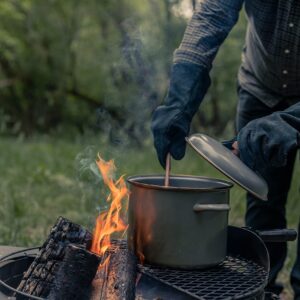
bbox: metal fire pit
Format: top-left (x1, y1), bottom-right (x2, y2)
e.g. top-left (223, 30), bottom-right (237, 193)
top-left (0, 226), bottom-right (274, 300)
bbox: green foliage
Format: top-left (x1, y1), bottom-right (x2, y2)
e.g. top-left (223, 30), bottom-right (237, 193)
top-left (0, 0), bottom-right (179, 137)
top-left (0, 0), bottom-right (246, 139)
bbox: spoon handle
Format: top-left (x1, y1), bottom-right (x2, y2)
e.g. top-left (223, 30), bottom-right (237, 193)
top-left (164, 153), bottom-right (171, 187)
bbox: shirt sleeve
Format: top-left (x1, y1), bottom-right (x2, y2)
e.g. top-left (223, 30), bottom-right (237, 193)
top-left (174, 0), bottom-right (244, 68)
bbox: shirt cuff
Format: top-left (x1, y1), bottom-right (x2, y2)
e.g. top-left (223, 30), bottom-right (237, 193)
top-left (173, 48), bottom-right (211, 69)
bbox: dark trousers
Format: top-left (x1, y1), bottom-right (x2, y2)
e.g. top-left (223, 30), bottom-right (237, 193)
top-left (236, 86), bottom-right (300, 298)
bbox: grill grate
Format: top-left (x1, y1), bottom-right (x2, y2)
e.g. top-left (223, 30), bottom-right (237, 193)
top-left (140, 256), bottom-right (267, 300)
top-left (111, 240), bottom-right (268, 300)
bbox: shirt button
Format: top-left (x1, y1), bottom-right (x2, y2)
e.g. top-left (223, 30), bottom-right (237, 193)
top-left (285, 49), bottom-right (290, 54)
top-left (283, 70), bottom-right (288, 74)
top-left (283, 84), bottom-right (288, 88)
top-left (289, 23), bottom-right (294, 28)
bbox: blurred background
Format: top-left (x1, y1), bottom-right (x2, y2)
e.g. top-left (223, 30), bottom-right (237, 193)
top-left (0, 1), bottom-right (298, 297)
top-left (0, 0), bottom-right (245, 139)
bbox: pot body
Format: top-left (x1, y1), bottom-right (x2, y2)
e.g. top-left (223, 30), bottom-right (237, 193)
top-left (127, 175), bottom-right (233, 269)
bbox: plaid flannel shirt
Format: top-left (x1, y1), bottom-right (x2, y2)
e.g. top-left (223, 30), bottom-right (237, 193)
top-left (174, 0), bottom-right (300, 107)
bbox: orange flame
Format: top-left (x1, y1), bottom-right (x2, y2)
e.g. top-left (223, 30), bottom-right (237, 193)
top-left (90, 155), bottom-right (129, 263)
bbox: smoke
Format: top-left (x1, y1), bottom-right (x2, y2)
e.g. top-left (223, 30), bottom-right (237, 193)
top-left (76, 146), bottom-right (101, 183)
top-left (95, 14), bottom-right (162, 147)
top-left (75, 145), bottom-right (125, 216)
top-left (74, 1), bottom-right (180, 218)
top-left (75, 146), bottom-right (110, 218)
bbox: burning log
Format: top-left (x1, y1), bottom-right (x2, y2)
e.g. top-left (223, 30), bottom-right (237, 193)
top-left (48, 244), bottom-right (101, 300)
top-left (105, 246), bottom-right (137, 300)
top-left (92, 241), bottom-right (137, 300)
top-left (88, 157), bottom-right (137, 299)
top-left (16, 217), bottom-right (92, 298)
top-left (16, 157), bottom-right (134, 299)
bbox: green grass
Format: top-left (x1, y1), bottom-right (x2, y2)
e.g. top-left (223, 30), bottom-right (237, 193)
top-left (0, 135), bottom-right (299, 298)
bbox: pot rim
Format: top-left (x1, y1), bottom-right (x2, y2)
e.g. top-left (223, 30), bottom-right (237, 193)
top-left (126, 174), bottom-right (234, 192)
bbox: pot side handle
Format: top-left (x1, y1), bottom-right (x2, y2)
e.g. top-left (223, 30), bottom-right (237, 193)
top-left (256, 229), bottom-right (297, 242)
top-left (193, 204), bottom-right (230, 212)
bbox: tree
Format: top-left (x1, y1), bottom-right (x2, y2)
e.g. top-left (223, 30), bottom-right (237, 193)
top-left (0, 0), bottom-right (246, 140)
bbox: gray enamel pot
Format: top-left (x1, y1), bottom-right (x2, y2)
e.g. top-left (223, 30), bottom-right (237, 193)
top-left (127, 175), bottom-right (233, 269)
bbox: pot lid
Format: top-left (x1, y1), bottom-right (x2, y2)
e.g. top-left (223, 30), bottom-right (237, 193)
top-left (186, 134), bottom-right (268, 201)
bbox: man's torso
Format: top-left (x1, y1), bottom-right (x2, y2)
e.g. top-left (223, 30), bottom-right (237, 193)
top-left (240, 0), bottom-right (300, 106)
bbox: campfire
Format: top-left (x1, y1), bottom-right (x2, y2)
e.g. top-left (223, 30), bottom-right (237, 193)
top-left (16, 156), bottom-right (137, 300)
top-left (2, 152), bottom-right (296, 300)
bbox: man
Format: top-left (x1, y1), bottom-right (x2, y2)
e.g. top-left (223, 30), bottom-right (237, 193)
top-left (151, 0), bottom-right (300, 298)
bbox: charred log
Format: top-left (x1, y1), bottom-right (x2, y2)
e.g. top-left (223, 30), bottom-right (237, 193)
top-left (48, 244), bottom-right (100, 300)
top-left (16, 217), bottom-right (92, 298)
top-left (92, 241), bottom-right (137, 300)
top-left (106, 247), bottom-right (137, 300)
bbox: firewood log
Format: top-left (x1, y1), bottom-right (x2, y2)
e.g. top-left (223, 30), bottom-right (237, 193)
top-left (16, 217), bottom-right (93, 298)
top-left (91, 241), bottom-right (137, 300)
top-left (48, 244), bottom-right (101, 300)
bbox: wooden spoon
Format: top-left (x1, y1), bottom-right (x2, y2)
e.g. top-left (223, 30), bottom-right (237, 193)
top-left (164, 153), bottom-right (171, 187)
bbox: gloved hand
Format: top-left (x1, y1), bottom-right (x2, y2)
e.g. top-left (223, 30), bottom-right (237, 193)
top-left (151, 62), bottom-right (210, 168)
top-left (238, 105), bottom-right (300, 169)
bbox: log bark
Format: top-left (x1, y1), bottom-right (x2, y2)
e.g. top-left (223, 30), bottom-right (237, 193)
top-left (91, 241), bottom-right (137, 300)
top-left (16, 217), bottom-right (92, 298)
top-left (106, 247), bottom-right (137, 300)
top-left (48, 244), bottom-right (101, 300)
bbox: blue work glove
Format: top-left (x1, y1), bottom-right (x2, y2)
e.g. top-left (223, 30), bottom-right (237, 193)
top-left (151, 62), bottom-right (210, 168)
top-left (238, 103), bottom-right (300, 169)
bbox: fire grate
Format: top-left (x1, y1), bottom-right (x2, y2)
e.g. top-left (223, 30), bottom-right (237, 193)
top-left (110, 240), bottom-right (267, 300)
top-left (140, 256), bottom-right (267, 300)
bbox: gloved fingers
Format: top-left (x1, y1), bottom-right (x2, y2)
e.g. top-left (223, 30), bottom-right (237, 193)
top-left (168, 115), bottom-right (189, 161)
top-left (170, 136), bottom-right (187, 160)
top-left (158, 147), bottom-right (169, 169)
top-left (151, 106), bottom-right (190, 168)
top-left (153, 135), bottom-right (170, 169)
